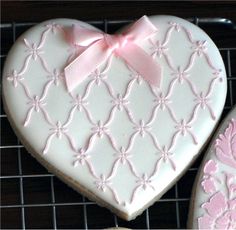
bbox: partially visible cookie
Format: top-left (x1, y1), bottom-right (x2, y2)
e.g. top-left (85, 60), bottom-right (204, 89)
top-left (188, 105), bottom-right (236, 229)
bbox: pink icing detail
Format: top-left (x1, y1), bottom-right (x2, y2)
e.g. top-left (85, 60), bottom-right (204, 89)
top-left (45, 22), bottom-right (62, 34)
top-left (6, 20), bottom-right (223, 206)
top-left (150, 146), bottom-right (176, 178)
top-left (201, 160), bottom-right (218, 194)
top-left (150, 41), bottom-right (168, 59)
top-left (37, 28), bottom-right (50, 49)
top-left (205, 77), bottom-right (218, 97)
top-left (198, 191), bottom-right (236, 229)
top-left (181, 27), bottom-right (195, 44)
top-left (47, 69), bottom-right (64, 86)
top-left (43, 121), bottom-right (70, 154)
top-left (24, 38), bottom-right (44, 61)
top-left (175, 119), bottom-right (198, 145)
top-left (39, 56), bottom-right (52, 74)
top-left (6, 70), bottom-right (24, 87)
top-left (115, 147), bottom-right (132, 165)
top-left (106, 134), bottom-right (119, 152)
top-left (204, 53), bottom-right (218, 71)
top-left (133, 120), bottom-right (151, 137)
top-left (146, 105), bottom-right (160, 125)
top-left (123, 107), bottom-right (137, 125)
top-left (130, 173), bottom-right (155, 203)
top-left (192, 40), bottom-right (207, 57)
top-left (194, 92), bottom-right (216, 120)
top-left (147, 131), bottom-right (162, 151)
top-left (95, 174), bottom-right (111, 192)
top-left (162, 26), bottom-right (175, 46)
top-left (125, 132), bottom-right (139, 153)
top-left (169, 22), bottom-right (181, 31)
top-left (104, 106), bottom-right (117, 125)
top-left (18, 55), bottom-right (32, 76)
top-left (204, 160), bottom-right (218, 174)
top-left (73, 148), bottom-right (90, 166)
top-left (123, 79), bottom-right (136, 99)
top-left (107, 185), bottom-right (121, 204)
top-left (163, 53), bottom-right (176, 71)
top-left (184, 52), bottom-right (197, 72)
top-left (215, 119), bottom-right (236, 168)
top-left (107, 159), bottom-right (121, 180)
top-left (112, 94), bottom-right (129, 111)
top-left (198, 120), bottom-right (236, 229)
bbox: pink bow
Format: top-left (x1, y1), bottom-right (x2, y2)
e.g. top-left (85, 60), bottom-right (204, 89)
top-left (64, 16), bottom-right (162, 92)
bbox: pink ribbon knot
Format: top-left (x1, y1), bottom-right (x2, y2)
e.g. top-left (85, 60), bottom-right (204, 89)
top-left (64, 16), bottom-right (162, 92)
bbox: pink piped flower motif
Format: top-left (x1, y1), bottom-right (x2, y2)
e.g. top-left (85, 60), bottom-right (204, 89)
top-left (73, 148), bottom-right (90, 167)
top-left (136, 173), bottom-right (155, 191)
top-left (71, 94), bottom-right (88, 112)
top-left (46, 22), bottom-right (61, 34)
top-left (201, 160), bottom-right (218, 194)
top-left (154, 92), bottom-right (171, 110)
top-left (24, 38), bottom-right (44, 60)
top-left (168, 21), bottom-right (181, 32)
top-left (198, 191), bottom-right (236, 229)
top-left (116, 147), bottom-right (132, 165)
top-left (192, 40), bottom-right (207, 56)
top-left (149, 39), bottom-right (168, 58)
top-left (24, 95), bottom-right (47, 127)
top-left (6, 70), bottom-right (24, 87)
top-left (175, 119), bottom-right (191, 136)
top-left (194, 92), bottom-right (216, 120)
top-left (213, 69), bottom-right (222, 78)
top-left (92, 121), bottom-right (108, 138)
top-left (90, 68), bottom-right (107, 85)
top-left (112, 94), bottom-right (129, 111)
top-left (50, 121), bottom-right (68, 139)
top-left (95, 174), bottom-right (111, 192)
top-left (134, 120), bottom-right (150, 137)
top-left (195, 92), bottom-right (210, 109)
top-left (27, 95), bottom-right (46, 113)
top-left (158, 146), bottom-right (176, 171)
top-left (171, 67), bottom-right (189, 84)
top-left (47, 69), bottom-right (64, 86)
top-left (175, 119), bottom-right (198, 144)
top-left (215, 119), bottom-right (236, 168)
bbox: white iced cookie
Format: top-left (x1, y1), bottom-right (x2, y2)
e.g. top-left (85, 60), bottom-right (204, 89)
top-left (2, 15), bottom-right (227, 220)
top-left (189, 106), bottom-right (236, 229)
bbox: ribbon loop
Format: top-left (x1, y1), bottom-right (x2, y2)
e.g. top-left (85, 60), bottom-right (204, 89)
top-left (64, 15), bottom-right (162, 92)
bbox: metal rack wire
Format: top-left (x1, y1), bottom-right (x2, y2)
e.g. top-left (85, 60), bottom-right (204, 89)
top-left (1, 17), bottom-right (236, 229)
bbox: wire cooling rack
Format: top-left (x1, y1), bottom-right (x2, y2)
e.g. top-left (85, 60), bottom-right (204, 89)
top-left (1, 17), bottom-right (236, 229)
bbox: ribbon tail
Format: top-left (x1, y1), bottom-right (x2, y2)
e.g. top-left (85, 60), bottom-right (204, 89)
top-left (119, 44), bottom-right (162, 87)
top-left (64, 40), bottom-right (111, 92)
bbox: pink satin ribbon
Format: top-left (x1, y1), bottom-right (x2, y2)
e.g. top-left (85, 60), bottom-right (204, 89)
top-left (64, 16), bottom-right (162, 92)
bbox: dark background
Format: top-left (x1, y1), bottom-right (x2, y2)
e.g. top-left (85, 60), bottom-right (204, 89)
top-left (2, 1), bottom-right (236, 22)
top-left (1, 1), bottom-right (236, 229)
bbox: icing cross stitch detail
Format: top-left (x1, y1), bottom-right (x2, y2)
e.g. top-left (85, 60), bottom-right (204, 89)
top-left (95, 174), bottom-right (112, 192)
top-left (24, 39), bottom-right (44, 61)
top-left (73, 148), bottom-right (90, 166)
top-left (172, 67), bottom-right (190, 84)
top-left (6, 70), bottom-right (24, 88)
top-left (71, 94), bottom-right (88, 112)
top-left (92, 121), bottom-right (109, 138)
top-left (112, 94), bottom-right (129, 111)
top-left (192, 40), bottom-right (207, 56)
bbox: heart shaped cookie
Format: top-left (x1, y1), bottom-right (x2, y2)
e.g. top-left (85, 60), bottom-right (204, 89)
top-left (2, 15), bottom-right (227, 220)
top-left (188, 105), bottom-right (236, 229)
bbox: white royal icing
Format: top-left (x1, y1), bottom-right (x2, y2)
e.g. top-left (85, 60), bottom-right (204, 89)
top-left (2, 15), bottom-right (227, 220)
